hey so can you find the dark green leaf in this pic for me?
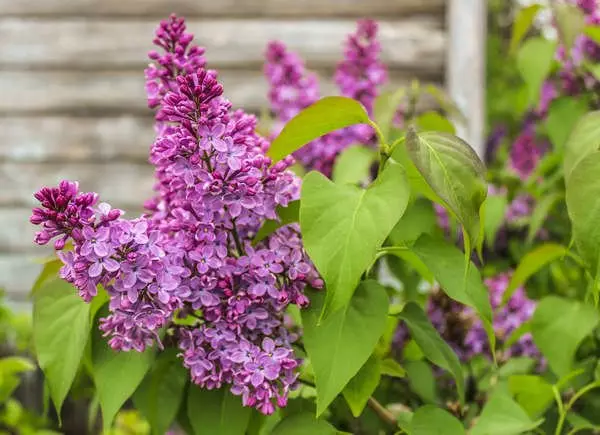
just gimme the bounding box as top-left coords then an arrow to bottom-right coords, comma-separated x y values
332,145 -> 377,185
483,192 -> 508,247
415,111 -> 456,134
380,358 -> 406,378
526,193 -> 562,245
302,280 -> 389,416
545,97 -> 589,151
532,296 -> 599,377
563,111 -> 600,182
405,128 -> 487,254
517,37 -> 557,105
410,405 -> 466,435
503,243 -> 569,304
510,5 -> 543,54
267,96 -> 371,164
33,279 -> 90,416
300,160 -> 409,318
253,201 -> 299,244
187,386 -> 251,435
508,375 -> 554,418
405,360 -> 438,404
399,302 -> 465,402
342,356 -> 381,417
270,412 -> 337,435
471,389 -> 543,435
133,349 -> 188,435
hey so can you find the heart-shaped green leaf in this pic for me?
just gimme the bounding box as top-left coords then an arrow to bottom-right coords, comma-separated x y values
332,145 -> 377,186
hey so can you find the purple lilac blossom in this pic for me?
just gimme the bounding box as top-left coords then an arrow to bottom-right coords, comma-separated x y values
32,14 -> 323,415
509,123 -> 546,179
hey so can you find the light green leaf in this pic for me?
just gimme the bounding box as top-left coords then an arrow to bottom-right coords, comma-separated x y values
508,375 -> 554,418
33,279 -> 90,416
510,4 -> 542,54
92,325 -> 155,428
300,160 -> 409,318
410,235 -> 495,356
471,389 -> 543,435
253,201 -> 299,245
423,85 -> 467,124
566,151 -> 600,275
585,25 -> 600,43
388,198 -> 438,247
30,258 -> 62,295
497,357 -> 536,378
373,88 -> 406,141
380,358 -> 406,379
503,243 -> 569,304
267,96 -> 371,164
554,3 -> 586,52
302,280 -> 389,416
563,111 -> 600,182
332,145 -> 377,186
133,349 -> 188,435
405,128 -> 487,254
532,296 -> 599,377
270,412 -> 337,435
399,302 -> 465,402
187,386 -> 251,435
410,405 -> 466,435
517,37 -> 557,105
0,356 -> 35,375
526,193 -> 562,245
483,192 -> 508,247
545,97 -> 589,151
416,111 -> 456,134
342,356 -> 381,417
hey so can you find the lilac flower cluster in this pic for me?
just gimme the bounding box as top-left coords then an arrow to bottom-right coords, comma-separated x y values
395,272 -> 539,363
264,19 -> 388,175
32,15 -> 322,415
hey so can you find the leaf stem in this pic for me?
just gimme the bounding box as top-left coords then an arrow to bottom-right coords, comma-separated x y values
367,397 -> 398,427
554,381 -> 600,435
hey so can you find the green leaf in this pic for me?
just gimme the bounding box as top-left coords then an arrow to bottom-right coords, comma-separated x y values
92,325 -> 154,428
585,25 -> 600,43
33,279 -> 90,416
517,37 -> 557,105
497,357 -> 536,378
503,243 -> 569,304
399,302 -> 465,402
332,145 -> 377,185
554,3 -> 586,52
410,235 -> 495,355
253,201 -> 299,245
566,151 -> 600,275
186,386 -> 251,435
388,198 -> 438,247
267,96 -> 371,164
30,258 -> 62,295
409,405 -> 466,435
415,111 -> 456,134
545,97 -> 589,151
380,358 -> 406,378
300,160 -> 409,318
405,128 -> 487,254
531,296 -> 599,377
483,192 -> 508,247
0,357 -> 36,402
373,88 -> 406,141
133,349 -> 188,435
301,280 -> 389,416
342,356 -> 381,417
270,412 -> 337,435
510,4 -> 542,54
423,85 -> 467,124
405,360 -> 438,404
563,111 -> 600,182
508,375 -> 554,418
471,389 -> 543,435
526,193 -> 562,245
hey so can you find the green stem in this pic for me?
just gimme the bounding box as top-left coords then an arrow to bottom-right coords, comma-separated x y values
554,381 -> 600,435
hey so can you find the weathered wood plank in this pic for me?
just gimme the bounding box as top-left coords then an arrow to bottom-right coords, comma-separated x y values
0,162 -> 155,208
0,18 -> 445,71
0,0 -> 444,18
0,69 -> 436,114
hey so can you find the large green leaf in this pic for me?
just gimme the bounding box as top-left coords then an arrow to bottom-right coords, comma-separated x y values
517,37 -> 556,105
405,128 -> 487,253
563,111 -> 600,182
332,145 -> 377,186
300,160 -> 409,318
566,152 -> 600,275
133,349 -> 188,435
531,296 -> 599,377
409,405 -> 466,435
342,355 -> 381,417
301,280 -> 389,416
30,258 -> 62,295
508,375 -> 554,418
471,389 -> 543,435
270,412 -> 337,435
267,96 -> 371,164
92,326 -> 155,427
33,278 -> 90,416
503,243 -> 569,304
510,4 -> 542,54
409,235 -> 495,355
253,201 -> 299,245
388,198 -> 438,247
186,386 -> 251,435
545,97 -> 589,152
399,303 -> 464,402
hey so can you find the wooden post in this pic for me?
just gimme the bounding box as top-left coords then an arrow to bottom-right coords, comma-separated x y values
446,0 -> 487,158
